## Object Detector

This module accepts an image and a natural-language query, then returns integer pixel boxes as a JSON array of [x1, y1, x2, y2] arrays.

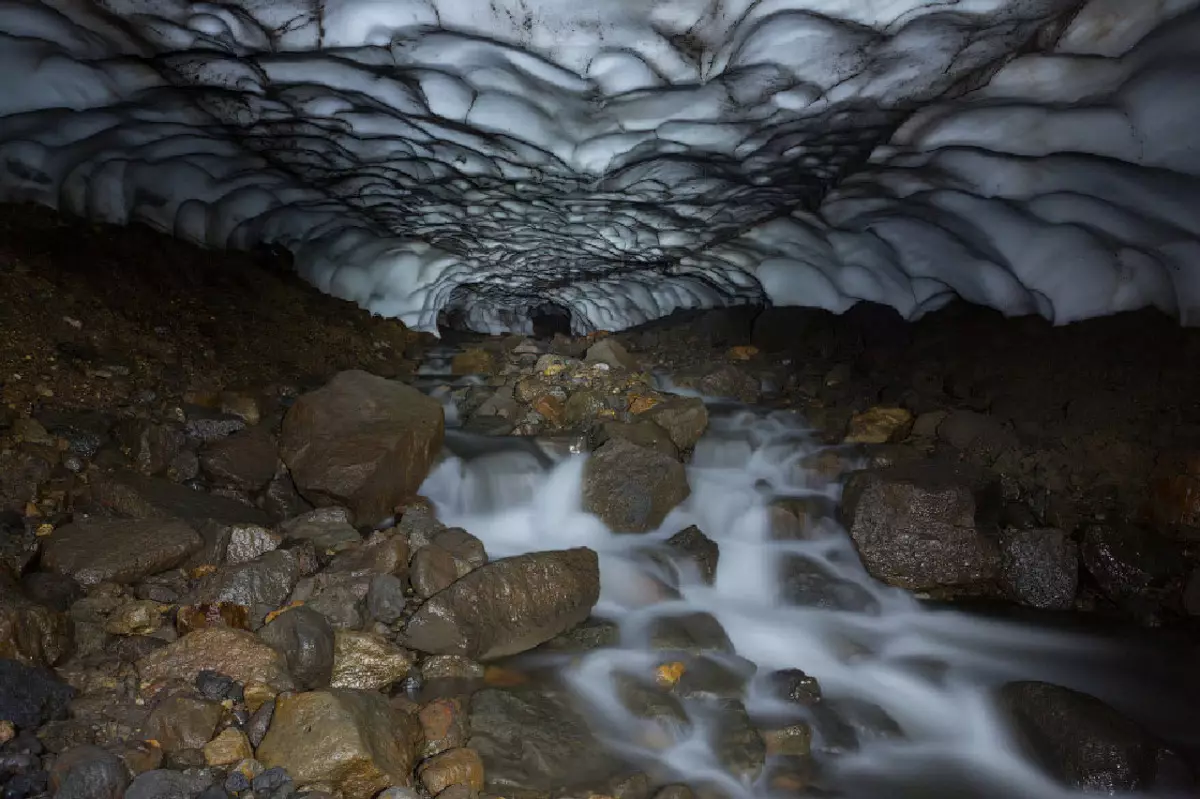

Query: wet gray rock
[[1000, 681, 1196, 793], [430, 527, 487, 569], [582, 438, 690, 534], [840, 462, 1002, 591], [0, 657, 75, 729], [646, 612, 734, 654], [184, 406, 247, 442], [404, 548, 600, 660], [199, 427, 279, 491], [280, 370, 445, 527], [670, 364, 760, 404], [90, 471, 270, 526], [765, 669, 822, 705], [366, 574, 408, 625], [280, 507, 361, 554], [645, 397, 709, 451], [410, 545, 468, 599], [124, 769, 214, 799], [536, 617, 621, 653], [664, 526, 719, 585], [290, 572, 371, 630], [144, 695, 223, 752], [225, 524, 281, 565], [193, 550, 300, 627], [998, 528, 1079, 610], [1079, 524, 1185, 605], [261, 467, 313, 522], [780, 556, 879, 613], [0, 570, 73, 666], [49, 745, 128, 799], [117, 420, 186, 477], [711, 700, 767, 781], [585, 338, 640, 372], [469, 687, 622, 793], [259, 606, 335, 690], [19, 571, 83, 612], [41, 519, 202, 587], [596, 420, 679, 460]]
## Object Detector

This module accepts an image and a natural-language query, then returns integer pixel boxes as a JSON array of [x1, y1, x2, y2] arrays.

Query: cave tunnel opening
[[530, 302, 573, 339]]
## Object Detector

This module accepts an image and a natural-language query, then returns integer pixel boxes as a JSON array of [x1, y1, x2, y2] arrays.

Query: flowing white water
[[418, 403, 1197, 798]]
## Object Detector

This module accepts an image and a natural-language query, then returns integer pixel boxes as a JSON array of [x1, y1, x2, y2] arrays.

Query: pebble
[[258, 605, 335, 690], [203, 728, 253, 766], [330, 630, 412, 691]]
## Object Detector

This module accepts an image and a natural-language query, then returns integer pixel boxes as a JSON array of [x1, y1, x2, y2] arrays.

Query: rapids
[[417, 381, 1199, 798]]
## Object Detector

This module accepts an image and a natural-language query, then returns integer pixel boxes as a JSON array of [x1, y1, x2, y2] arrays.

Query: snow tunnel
[[0, 0, 1197, 333]]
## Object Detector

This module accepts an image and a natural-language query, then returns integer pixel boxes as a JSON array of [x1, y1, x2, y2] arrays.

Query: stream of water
[[414, 349, 1198, 798]]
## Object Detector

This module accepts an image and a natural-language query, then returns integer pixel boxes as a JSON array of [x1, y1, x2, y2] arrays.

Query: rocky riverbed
[[1, 201, 1199, 799]]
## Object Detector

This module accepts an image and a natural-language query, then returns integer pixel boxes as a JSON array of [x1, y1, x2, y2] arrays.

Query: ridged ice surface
[[1, 0, 1199, 331]]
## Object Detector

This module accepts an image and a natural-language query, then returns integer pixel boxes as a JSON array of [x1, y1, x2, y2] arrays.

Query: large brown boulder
[[280, 371, 444, 526], [403, 548, 599, 660], [840, 462, 1002, 591], [582, 438, 690, 533]]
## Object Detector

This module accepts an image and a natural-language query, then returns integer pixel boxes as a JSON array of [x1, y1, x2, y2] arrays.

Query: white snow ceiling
[[1, 0, 1198, 334]]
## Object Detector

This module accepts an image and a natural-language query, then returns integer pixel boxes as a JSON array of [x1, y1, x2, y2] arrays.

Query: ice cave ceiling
[[1, 0, 1198, 334]]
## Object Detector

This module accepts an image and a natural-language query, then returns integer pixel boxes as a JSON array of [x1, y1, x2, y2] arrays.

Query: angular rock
[[203, 728, 253, 766], [124, 769, 213, 799], [117, 420, 186, 477], [144, 695, 223, 752], [104, 600, 164, 636], [1000, 681, 1195, 793], [366, 574, 407, 625], [998, 528, 1079, 610], [843, 407, 913, 445], [411, 545, 467, 599], [664, 526, 719, 585], [1079, 523, 1185, 604], [418, 698, 467, 758], [41, 519, 202, 587], [0, 573, 73, 666], [330, 630, 412, 690], [289, 571, 371, 629], [645, 397, 709, 451], [469, 687, 621, 793], [137, 627, 296, 692], [582, 438, 690, 534], [597, 420, 678, 460], [281, 507, 362, 553], [585, 339, 640, 372], [840, 463, 1002, 591], [199, 427, 278, 491], [90, 471, 270, 526], [192, 550, 300, 627], [418, 747, 485, 795], [280, 370, 445, 527], [646, 612, 734, 654], [404, 548, 599, 660], [49, 744, 128, 799], [0, 658, 75, 730], [671, 364, 760, 403], [256, 689, 419, 799], [451, 348, 497, 375], [258, 605, 335, 690], [225, 524, 281, 565], [780, 555, 879, 613]]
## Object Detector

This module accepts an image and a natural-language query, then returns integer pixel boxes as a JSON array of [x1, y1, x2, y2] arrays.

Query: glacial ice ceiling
[[1, 1, 1199, 334]]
